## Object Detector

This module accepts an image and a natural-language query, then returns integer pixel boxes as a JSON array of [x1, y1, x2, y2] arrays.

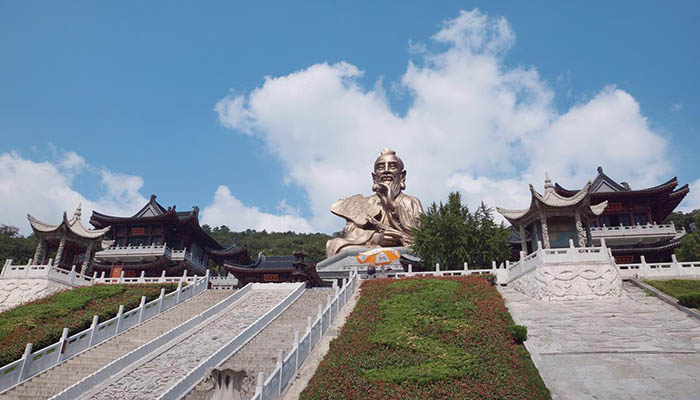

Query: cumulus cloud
[[0, 150, 313, 235], [679, 179, 700, 213], [0, 151, 147, 234], [201, 186, 312, 232], [216, 8, 685, 231]]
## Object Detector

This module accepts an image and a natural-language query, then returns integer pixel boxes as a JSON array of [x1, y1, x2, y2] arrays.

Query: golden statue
[[326, 149, 424, 257]]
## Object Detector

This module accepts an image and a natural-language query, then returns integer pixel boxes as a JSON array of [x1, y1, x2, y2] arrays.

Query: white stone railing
[[248, 271, 360, 400], [94, 244, 209, 275], [590, 222, 684, 238], [372, 262, 495, 281], [0, 273, 210, 395], [95, 243, 168, 259], [1, 259, 95, 287], [1, 259, 204, 287], [617, 255, 700, 280], [208, 274, 239, 289]]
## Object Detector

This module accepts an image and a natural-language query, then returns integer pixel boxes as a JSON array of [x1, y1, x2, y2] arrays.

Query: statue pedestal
[[316, 247, 415, 277]]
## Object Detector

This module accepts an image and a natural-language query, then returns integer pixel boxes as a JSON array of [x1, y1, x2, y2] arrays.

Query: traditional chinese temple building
[[498, 175, 607, 254], [554, 167, 689, 263], [27, 205, 109, 274], [89, 195, 245, 277], [222, 250, 330, 288]]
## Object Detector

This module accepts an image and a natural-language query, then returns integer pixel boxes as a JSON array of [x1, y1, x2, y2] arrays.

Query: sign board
[[263, 274, 280, 282], [131, 227, 146, 235], [606, 202, 623, 211]]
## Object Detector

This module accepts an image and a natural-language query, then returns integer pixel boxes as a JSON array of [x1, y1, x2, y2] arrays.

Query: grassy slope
[[645, 279, 700, 309], [301, 276, 550, 400], [0, 283, 177, 366]]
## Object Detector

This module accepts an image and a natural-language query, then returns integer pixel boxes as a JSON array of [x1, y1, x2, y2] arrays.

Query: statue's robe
[[325, 192, 423, 258]]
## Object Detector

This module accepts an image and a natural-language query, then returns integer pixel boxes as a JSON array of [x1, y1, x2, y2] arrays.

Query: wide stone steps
[[185, 288, 332, 400], [0, 289, 235, 400], [86, 286, 297, 400]]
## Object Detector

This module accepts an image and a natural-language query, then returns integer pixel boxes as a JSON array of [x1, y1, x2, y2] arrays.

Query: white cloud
[[201, 186, 312, 232], [679, 179, 700, 213], [0, 150, 314, 235], [217, 8, 686, 231], [0, 151, 147, 235], [670, 103, 683, 112]]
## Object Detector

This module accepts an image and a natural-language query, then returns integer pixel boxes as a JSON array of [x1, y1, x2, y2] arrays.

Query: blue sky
[[1, 1, 699, 234]]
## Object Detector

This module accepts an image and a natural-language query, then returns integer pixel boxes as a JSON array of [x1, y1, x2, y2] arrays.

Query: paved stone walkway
[[88, 287, 294, 400], [501, 282, 700, 400]]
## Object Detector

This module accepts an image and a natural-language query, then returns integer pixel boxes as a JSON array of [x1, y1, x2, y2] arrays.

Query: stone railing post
[[175, 280, 183, 303], [118, 270, 125, 284], [88, 315, 99, 346], [57, 327, 69, 363], [435, 263, 440, 273], [276, 349, 284, 395], [69, 265, 76, 285], [640, 255, 650, 278], [294, 331, 300, 372], [408, 264, 413, 274], [671, 254, 682, 276], [205, 269, 210, 290], [157, 288, 166, 313], [255, 372, 264, 396], [115, 305, 125, 333], [139, 270, 146, 283], [18, 343, 33, 383], [24, 258, 32, 277], [160, 269, 166, 283], [317, 304, 323, 339], [464, 262, 468, 271], [492, 261, 497, 270], [138, 296, 147, 323]]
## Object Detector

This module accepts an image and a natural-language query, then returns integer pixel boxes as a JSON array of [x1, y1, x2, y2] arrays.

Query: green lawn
[[301, 276, 550, 400], [0, 283, 177, 366], [645, 279, 700, 309], [645, 279, 700, 299]]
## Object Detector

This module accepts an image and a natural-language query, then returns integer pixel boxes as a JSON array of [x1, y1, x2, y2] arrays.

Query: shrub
[[509, 324, 528, 344], [678, 293, 700, 309], [0, 283, 177, 366], [300, 276, 550, 400]]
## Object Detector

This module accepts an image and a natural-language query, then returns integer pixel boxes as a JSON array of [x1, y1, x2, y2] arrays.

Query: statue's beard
[[373, 177, 402, 199]]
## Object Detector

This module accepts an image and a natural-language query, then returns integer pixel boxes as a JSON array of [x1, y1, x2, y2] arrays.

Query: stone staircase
[[0, 290, 236, 400], [185, 288, 333, 400]]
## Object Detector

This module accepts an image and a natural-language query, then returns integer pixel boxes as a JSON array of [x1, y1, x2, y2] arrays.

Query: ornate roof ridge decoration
[[28, 204, 110, 240], [497, 173, 608, 225]]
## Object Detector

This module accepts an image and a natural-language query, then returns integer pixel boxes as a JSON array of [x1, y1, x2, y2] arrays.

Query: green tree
[[676, 232, 700, 262], [675, 210, 700, 262], [410, 192, 510, 270], [0, 225, 38, 267], [202, 225, 331, 264]]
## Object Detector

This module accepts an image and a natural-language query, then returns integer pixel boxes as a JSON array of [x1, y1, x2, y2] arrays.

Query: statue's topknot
[[380, 148, 395, 156]]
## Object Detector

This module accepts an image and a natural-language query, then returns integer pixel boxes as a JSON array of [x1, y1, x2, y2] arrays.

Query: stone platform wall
[[0, 278, 71, 312]]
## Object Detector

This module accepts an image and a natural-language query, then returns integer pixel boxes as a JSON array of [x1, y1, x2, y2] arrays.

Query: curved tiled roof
[[497, 174, 607, 225], [28, 204, 110, 240]]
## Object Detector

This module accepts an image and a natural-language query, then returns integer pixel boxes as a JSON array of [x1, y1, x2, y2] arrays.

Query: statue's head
[[372, 148, 406, 197]]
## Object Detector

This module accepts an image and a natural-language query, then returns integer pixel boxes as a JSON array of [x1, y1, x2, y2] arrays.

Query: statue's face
[[372, 154, 405, 196]]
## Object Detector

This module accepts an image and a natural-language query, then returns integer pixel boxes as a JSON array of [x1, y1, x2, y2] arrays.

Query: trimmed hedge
[[300, 276, 550, 400], [678, 294, 700, 309], [0, 283, 177, 366]]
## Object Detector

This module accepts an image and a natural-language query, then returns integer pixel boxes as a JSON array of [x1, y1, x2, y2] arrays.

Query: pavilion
[[28, 204, 109, 274], [497, 175, 608, 253]]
